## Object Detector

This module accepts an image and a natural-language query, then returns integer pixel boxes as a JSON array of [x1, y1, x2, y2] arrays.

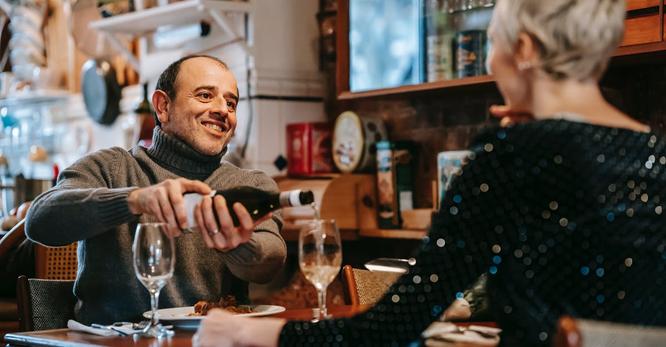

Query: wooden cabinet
[[622, 0, 662, 47], [336, 0, 666, 100]]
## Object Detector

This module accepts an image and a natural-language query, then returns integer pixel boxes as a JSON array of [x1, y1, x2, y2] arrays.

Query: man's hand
[[489, 105, 533, 127], [193, 195, 273, 252], [127, 178, 212, 237]]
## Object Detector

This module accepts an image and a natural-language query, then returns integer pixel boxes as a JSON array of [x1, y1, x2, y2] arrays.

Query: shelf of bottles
[[425, 0, 495, 84]]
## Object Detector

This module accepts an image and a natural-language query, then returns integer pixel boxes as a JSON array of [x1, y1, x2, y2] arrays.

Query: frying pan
[[81, 58, 121, 125], [68, 0, 127, 125]]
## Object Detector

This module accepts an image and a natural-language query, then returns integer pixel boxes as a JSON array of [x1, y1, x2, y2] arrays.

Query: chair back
[[35, 243, 78, 280], [16, 275, 76, 331], [342, 265, 401, 306], [555, 316, 666, 347]]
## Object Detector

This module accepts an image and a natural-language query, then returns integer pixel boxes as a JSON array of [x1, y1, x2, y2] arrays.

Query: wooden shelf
[[336, 40, 666, 101], [90, 0, 252, 35], [336, 0, 666, 101], [338, 75, 496, 100]]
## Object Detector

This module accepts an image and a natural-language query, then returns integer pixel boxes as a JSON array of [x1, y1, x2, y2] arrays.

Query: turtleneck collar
[[145, 127, 225, 180]]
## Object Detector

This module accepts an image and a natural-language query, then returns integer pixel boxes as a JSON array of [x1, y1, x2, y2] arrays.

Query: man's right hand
[[127, 178, 212, 237]]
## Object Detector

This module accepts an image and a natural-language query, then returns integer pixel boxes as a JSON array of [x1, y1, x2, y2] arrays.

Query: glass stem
[[317, 286, 327, 319], [150, 289, 160, 328]]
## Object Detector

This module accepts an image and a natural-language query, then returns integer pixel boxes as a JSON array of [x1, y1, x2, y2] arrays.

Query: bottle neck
[[278, 190, 303, 207]]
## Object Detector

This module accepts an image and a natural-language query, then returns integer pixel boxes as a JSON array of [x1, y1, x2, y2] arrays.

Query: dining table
[[3, 305, 497, 347], [2, 305, 368, 347]]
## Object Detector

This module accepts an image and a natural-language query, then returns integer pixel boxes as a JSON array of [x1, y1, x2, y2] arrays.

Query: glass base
[[135, 323, 174, 338], [311, 308, 333, 322]]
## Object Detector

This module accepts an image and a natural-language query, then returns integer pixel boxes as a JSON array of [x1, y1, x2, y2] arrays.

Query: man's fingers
[[201, 196, 221, 239], [213, 196, 236, 247], [157, 190, 180, 232], [167, 187, 189, 229], [195, 202, 214, 248], [179, 179, 213, 195]]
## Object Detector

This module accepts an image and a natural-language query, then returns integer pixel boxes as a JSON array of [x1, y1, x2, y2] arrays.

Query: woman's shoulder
[[472, 119, 656, 152]]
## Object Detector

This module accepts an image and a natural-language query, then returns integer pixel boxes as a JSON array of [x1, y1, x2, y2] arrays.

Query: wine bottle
[[183, 187, 315, 230]]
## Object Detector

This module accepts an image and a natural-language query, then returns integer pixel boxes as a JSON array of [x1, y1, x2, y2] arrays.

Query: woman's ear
[[514, 32, 539, 71], [152, 90, 170, 125]]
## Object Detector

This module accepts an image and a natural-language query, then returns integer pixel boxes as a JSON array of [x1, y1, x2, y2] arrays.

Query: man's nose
[[210, 97, 229, 116]]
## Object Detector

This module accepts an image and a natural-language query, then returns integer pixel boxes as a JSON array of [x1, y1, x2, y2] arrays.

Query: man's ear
[[152, 90, 170, 125]]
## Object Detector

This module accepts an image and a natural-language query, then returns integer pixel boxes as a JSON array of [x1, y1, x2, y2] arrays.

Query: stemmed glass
[[132, 222, 175, 338], [299, 219, 342, 322]]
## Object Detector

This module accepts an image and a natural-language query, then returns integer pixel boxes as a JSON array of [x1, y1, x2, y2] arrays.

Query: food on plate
[[190, 295, 253, 316]]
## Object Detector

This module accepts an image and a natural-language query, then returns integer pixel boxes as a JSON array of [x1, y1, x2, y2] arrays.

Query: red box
[[286, 122, 335, 176]]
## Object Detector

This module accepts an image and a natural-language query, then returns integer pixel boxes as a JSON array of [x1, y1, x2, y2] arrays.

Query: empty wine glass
[[299, 219, 342, 322], [132, 222, 175, 338]]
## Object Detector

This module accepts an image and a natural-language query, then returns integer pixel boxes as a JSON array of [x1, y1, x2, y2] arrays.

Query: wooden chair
[[554, 316, 666, 347], [0, 218, 78, 332], [341, 265, 401, 306], [16, 275, 76, 331], [0, 218, 78, 280]]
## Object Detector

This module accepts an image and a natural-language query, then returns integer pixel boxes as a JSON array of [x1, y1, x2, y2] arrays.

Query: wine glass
[[132, 222, 175, 338], [299, 219, 342, 322]]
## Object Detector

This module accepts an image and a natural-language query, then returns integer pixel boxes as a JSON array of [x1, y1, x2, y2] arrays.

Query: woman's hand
[[193, 309, 286, 347], [193, 196, 273, 252], [489, 105, 533, 127]]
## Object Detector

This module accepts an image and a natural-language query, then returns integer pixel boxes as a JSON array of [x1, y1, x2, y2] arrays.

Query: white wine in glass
[[133, 222, 175, 338], [299, 219, 342, 321]]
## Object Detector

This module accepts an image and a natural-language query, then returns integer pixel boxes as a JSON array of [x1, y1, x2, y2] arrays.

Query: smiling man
[[25, 55, 287, 324]]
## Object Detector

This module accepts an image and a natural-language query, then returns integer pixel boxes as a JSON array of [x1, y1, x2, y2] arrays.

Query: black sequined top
[[279, 119, 666, 346]]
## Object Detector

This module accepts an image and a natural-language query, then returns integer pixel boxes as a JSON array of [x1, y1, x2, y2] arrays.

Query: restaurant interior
[[1, 0, 666, 346]]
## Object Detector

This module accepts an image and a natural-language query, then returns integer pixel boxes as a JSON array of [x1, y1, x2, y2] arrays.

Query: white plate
[[143, 305, 286, 330]]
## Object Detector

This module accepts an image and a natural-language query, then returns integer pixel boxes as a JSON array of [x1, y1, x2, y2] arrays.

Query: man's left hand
[[193, 195, 273, 251]]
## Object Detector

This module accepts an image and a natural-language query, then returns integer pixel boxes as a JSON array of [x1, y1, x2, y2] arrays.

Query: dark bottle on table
[[184, 187, 315, 228]]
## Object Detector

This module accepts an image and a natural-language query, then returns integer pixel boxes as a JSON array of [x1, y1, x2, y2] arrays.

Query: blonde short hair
[[489, 0, 625, 81]]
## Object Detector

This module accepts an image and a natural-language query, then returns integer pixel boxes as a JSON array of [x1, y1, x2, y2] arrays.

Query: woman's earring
[[517, 61, 534, 71]]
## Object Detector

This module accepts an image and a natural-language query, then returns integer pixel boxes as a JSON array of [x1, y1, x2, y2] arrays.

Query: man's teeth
[[204, 124, 223, 132]]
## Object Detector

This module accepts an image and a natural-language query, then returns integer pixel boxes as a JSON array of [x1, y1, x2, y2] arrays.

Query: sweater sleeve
[[25, 148, 140, 246], [279, 129, 521, 346], [221, 170, 287, 283]]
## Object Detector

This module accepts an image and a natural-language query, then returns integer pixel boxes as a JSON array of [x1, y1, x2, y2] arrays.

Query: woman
[[194, 0, 666, 345]]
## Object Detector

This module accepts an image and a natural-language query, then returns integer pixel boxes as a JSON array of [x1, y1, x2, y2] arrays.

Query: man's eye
[[227, 101, 237, 111], [198, 92, 212, 99]]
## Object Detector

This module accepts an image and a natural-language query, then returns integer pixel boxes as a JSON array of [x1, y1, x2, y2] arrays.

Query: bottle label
[[279, 190, 302, 207], [183, 191, 216, 231]]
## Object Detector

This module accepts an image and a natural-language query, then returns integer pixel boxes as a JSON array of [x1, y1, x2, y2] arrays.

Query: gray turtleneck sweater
[[25, 128, 287, 324]]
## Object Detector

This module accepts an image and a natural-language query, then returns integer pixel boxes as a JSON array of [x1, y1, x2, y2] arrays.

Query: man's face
[[161, 57, 239, 156]]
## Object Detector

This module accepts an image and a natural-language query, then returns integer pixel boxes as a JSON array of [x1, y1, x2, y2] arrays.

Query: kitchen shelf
[[89, 0, 253, 72], [89, 0, 252, 35]]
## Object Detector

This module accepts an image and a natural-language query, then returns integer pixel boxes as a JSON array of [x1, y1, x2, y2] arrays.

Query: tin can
[[456, 30, 486, 78], [333, 111, 387, 173]]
